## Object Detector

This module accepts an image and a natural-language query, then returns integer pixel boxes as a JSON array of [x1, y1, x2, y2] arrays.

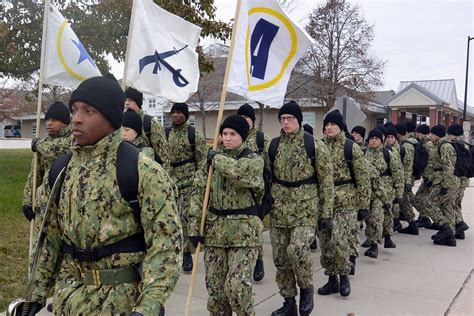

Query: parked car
[[3, 125, 21, 138]]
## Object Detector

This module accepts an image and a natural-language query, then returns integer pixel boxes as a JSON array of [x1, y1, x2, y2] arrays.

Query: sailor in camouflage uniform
[[237, 103, 270, 282], [446, 124, 470, 239], [189, 115, 263, 316], [14, 76, 182, 315], [425, 125, 459, 247], [412, 124, 436, 228], [319, 110, 370, 296], [266, 101, 333, 316], [167, 102, 207, 273], [22, 101, 72, 222], [124, 87, 169, 166], [122, 109, 155, 160], [395, 123, 419, 235], [351, 125, 366, 148]]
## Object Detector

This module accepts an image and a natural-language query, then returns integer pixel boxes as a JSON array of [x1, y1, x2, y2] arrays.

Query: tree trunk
[[257, 102, 265, 131], [200, 105, 207, 138]]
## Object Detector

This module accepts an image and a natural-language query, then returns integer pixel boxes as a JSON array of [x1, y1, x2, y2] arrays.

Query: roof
[[398, 79, 456, 105], [388, 82, 448, 106]]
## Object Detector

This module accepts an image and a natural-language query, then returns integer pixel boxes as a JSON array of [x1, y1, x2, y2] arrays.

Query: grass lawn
[[0, 149, 32, 310]]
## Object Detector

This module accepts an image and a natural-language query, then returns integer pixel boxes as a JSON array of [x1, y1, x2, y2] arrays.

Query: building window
[[32, 122, 37, 137], [302, 112, 315, 128], [375, 117, 385, 126], [148, 98, 156, 109]]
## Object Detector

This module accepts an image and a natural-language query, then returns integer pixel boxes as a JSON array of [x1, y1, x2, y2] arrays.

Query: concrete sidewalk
[[10, 181, 473, 316]]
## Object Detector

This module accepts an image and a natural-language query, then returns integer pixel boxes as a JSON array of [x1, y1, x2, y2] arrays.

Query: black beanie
[[122, 109, 143, 136], [416, 124, 430, 135], [219, 115, 249, 141], [395, 123, 407, 136], [323, 110, 344, 131], [430, 124, 446, 138], [125, 87, 143, 107], [171, 102, 189, 120], [386, 126, 398, 137], [303, 124, 313, 135], [376, 125, 387, 138], [278, 100, 302, 125], [351, 126, 366, 139], [45, 101, 70, 125], [368, 128, 384, 142], [237, 103, 256, 123], [384, 122, 394, 129], [447, 124, 463, 136], [405, 121, 416, 133], [69, 76, 125, 129]]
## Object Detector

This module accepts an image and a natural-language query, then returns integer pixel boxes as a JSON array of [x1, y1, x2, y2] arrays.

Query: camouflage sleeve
[[439, 143, 456, 188], [134, 154, 182, 314], [192, 130, 208, 189], [188, 182, 204, 237], [35, 136, 72, 159], [390, 151, 404, 199], [314, 140, 334, 218], [22, 159, 35, 206], [402, 143, 415, 186], [352, 144, 371, 209], [150, 118, 170, 167], [141, 147, 156, 161], [212, 152, 264, 189]]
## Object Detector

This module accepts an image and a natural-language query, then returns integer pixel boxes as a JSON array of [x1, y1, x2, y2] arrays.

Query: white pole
[[121, 0, 137, 90]]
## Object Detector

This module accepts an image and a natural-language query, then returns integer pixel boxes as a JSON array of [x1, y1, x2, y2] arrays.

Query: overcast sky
[[209, 0, 474, 107]]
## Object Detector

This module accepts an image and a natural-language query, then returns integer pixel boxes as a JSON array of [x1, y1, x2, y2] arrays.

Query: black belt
[[209, 205, 259, 217], [63, 233, 146, 263], [273, 176, 318, 188], [170, 157, 196, 167], [434, 168, 443, 172], [334, 179, 355, 186]]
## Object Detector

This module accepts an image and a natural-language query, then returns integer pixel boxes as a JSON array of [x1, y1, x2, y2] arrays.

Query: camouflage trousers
[[399, 188, 416, 222], [365, 199, 384, 244], [257, 216, 271, 260], [270, 226, 314, 298], [348, 218, 360, 258], [425, 186, 457, 229], [178, 186, 194, 253], [413, 181, 433, 218], [453, 178, 469, 224], [319, 209, 356, 276], [382, 202, 394, 237], [204, 246, 257, 315]]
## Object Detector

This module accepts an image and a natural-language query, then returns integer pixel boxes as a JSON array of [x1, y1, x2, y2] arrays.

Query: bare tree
[[302, 0, 385, 110]]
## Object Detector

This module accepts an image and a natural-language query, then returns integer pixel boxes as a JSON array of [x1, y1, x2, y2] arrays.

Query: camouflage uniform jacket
[[398, 135, 416, 186], [137, 109, 169, 166], [31, 131, 182, 314], [189, 143, 264, 247], [432, 136, 459, 189], [421, 138, 436, 182], [267, 128, 334, 228], [166, 122, 207, 191], [22, 125, 72, 207], [245, 127, 270, 153], [131, 137, 155, 161], [323, 133, 370, 211], [365, 146, 397, 204], [385, 144, 404, 200]]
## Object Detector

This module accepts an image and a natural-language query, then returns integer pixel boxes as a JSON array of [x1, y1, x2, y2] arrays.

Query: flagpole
[[121, 0, 137, 90], [28, 0, 50, 274], [185, 0, 242, 314]]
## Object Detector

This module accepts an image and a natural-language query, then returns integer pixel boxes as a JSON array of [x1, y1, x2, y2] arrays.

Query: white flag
[[227, 0, 314, 108], [124, 0, 202, 102], [43, 4, 101, 89]]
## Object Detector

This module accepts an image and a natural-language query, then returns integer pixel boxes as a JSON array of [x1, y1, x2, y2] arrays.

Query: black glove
[[31, 137, 40, 152], [189, 235, 204, 248], [14, 301, 43, 316], [130, 312, 143, 316], [393, 197, 402, 205], [439, 187, 448, 195], [318, 218, 332, 231], [404, 185, 411, 193], [383, 204, 391, 212], [22, 205, 35, 221], [207, 149, 218, 165], [357, 209, 369, 221]]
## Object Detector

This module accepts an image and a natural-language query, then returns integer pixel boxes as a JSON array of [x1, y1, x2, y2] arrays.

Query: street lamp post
[[463, 36, 473, 121]]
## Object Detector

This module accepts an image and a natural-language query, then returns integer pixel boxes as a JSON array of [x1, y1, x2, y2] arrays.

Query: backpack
[[165, 125, 196, 167], [256, 130, 265, 154], [469, 145, 474, 178], [237, 147, 273, 219], [438, 141, 472, 178], [401, 140, 428, 180], [142, 115, 163, 165], [363, 147, 392, 177]]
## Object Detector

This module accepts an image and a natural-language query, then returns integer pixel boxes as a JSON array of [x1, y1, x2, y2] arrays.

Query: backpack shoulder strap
[[303, 132, 316, 173], [188, 125, 196, 154], [383, 147, 391, 166], [237, 148, 254, 159], [399, 144, 406, 160], [48, 152, 73, 205], [268, 136, 281, 165], [165, 126, 171, 140], [143, 115, 152, 137], [344, 138, 357, 186], [116, 141, 141, 217], [256, 131, 265, 154]]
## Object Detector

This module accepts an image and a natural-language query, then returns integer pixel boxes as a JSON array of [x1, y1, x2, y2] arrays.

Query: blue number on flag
[[250, 18, 280, 80]]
